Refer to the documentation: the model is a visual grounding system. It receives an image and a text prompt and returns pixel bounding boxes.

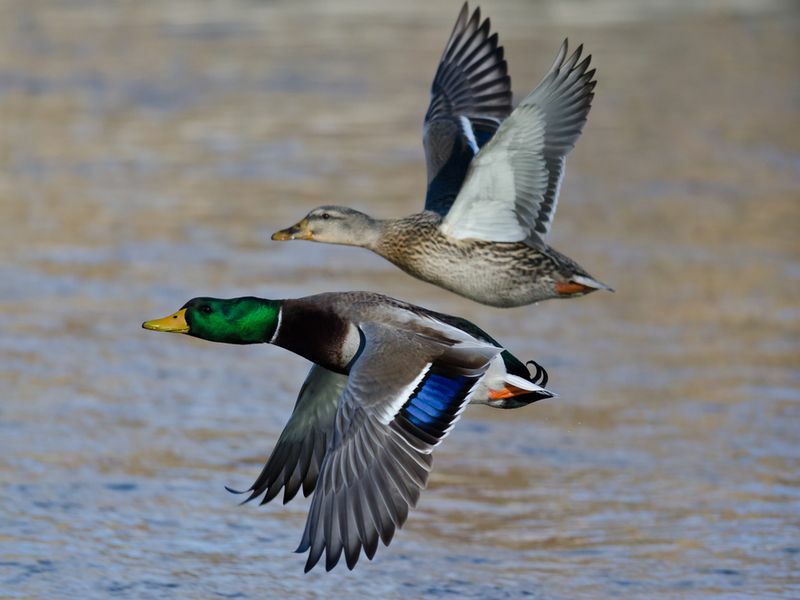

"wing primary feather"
[325,490,344,571]
[303,432,326,496]
[304,490,328,571]
[360,477,383,559]
[370,465,399,546]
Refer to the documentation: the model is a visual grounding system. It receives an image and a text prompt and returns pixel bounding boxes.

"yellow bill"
[142,308,189,333]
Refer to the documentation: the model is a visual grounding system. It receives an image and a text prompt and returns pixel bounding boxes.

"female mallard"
[272,5,610,307]
[143,291,553,571]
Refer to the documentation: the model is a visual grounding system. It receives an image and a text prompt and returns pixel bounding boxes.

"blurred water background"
[1,0,798,597]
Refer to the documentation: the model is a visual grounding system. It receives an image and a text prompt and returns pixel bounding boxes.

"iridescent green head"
[143,297,281,345]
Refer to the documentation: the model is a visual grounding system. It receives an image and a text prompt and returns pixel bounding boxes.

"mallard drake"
[143,291,553,571]
[272,4,611,307]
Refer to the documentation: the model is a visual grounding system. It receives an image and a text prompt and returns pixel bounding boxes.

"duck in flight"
[272,3,611,307]
[143,291,553,571]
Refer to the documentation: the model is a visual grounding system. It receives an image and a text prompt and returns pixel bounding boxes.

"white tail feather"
[572,274,614,292]
[505,373,554,396]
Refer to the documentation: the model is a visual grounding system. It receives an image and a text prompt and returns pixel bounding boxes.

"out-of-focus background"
[1,0,798,597]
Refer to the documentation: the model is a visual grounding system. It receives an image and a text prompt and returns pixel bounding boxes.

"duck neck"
[270,298,354,372]
[355,217,388,251]
[227,297,283,344]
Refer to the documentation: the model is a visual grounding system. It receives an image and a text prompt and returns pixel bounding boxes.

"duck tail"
[574,274,614,291]
[488,359,555,409]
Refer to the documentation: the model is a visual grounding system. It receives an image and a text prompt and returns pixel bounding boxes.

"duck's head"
[271,206,380,247]
[142,297,281,345]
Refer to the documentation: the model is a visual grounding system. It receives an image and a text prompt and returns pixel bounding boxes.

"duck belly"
[394,242,555,308]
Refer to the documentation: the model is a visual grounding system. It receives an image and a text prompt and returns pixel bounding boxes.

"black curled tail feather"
[525,360,549,388]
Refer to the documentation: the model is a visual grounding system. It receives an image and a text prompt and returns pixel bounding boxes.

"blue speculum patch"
[399,371,474,439]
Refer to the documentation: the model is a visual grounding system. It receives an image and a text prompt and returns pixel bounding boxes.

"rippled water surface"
[1,1,799,598]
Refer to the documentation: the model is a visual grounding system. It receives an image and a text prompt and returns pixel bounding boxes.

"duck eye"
[322,212,330,220]
[200,305,212,314]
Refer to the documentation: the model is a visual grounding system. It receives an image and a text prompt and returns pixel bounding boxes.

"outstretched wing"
[423,3,512,216]
[440,40,596,247]
[296,321,500,572]
[229,364,345,505]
